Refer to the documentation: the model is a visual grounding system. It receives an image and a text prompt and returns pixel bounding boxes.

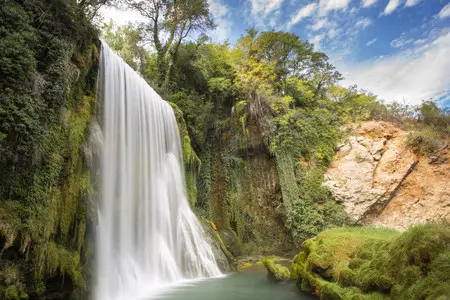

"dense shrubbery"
[291,224,450,299]
[103,18,450,249]
[2,1,448,297]
[0,0,99,298]
[406,128,442,156]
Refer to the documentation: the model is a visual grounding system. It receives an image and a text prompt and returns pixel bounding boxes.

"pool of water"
[152,267,316,300]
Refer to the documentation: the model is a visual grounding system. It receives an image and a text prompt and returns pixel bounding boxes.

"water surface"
[156,268,316,300]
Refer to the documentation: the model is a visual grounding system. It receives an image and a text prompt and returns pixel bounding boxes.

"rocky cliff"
[324,121,450,230]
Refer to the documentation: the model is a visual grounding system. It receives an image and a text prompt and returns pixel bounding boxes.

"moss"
[169,101,201,207]
[291,224,450,299]
[203,219,237,267]
[3,283,28,300]
[261,257,291,282]
[0,10,99,295]
[237,261,253,272]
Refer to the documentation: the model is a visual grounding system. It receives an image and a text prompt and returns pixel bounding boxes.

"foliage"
[406,127,442,156]
[0,0,99,297]
[291,223,450,299]
[169,102,201,206]
[416,101,450,133]
[261,257,291,282]
[330,86,388,122]
[269,108,341,163]
[120,0,215,88]
[102,21,149,72]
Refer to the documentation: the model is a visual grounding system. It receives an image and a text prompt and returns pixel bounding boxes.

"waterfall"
[95,42,221,300]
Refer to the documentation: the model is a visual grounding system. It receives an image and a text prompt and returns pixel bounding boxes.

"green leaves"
[102,21,148,72]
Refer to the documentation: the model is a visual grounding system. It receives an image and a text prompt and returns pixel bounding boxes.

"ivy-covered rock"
[0,0,99,298]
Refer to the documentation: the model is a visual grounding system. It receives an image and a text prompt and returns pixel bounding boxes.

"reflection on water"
[153,265,316,300]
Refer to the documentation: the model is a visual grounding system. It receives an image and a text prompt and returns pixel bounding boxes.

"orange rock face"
[324,121,450,230]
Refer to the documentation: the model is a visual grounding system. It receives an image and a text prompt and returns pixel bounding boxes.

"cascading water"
[96,42,221,300]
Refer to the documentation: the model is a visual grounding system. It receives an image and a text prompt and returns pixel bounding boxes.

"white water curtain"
[95,42,221,300]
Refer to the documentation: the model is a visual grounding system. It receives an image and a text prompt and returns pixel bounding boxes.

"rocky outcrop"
[202,220,236,272]
[324,121,450,230]
[261,257,291,282]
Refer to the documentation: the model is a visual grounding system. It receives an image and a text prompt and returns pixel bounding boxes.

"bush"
[292,223,450,299]
[0,0,99,297]
[405,128,442,155]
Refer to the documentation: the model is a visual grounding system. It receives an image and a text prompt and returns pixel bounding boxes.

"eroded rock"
[324,121,450,230]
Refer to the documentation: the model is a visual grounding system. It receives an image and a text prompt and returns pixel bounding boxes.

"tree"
[307,52,342,100]
[417,100,450,130]
[78,0,112,20]
[102,21,149,73]
[121,0,215,89]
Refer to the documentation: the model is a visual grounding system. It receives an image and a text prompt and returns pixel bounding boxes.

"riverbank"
[282,223,450,299]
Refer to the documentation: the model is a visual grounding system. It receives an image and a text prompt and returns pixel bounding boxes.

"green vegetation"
[169,102,201,207]
[1,0,449,297]
[291,224,450,299]
[103,1,449,252]
[406,127,442,156]
[404,101,449,156]
[261,257,291,282]
[0,0,99,298]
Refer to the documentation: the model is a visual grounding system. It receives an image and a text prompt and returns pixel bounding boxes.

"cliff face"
[324,121,450,230]
[206,122,294,256]
[0,1,99,298]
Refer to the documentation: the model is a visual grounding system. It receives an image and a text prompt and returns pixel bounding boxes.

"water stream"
[95,42,221,300]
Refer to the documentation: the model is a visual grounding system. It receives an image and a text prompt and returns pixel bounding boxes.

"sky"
[101,0,450,108]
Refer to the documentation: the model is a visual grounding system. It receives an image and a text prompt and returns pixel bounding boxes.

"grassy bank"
[290,224,450,299]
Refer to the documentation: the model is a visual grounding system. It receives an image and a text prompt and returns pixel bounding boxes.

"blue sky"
[102,0,450,107]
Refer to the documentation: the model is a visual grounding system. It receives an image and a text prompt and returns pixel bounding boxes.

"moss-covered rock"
[0,1,99,297]
[291,224,450,299]
[262,257,291,282]
[169,101,201,208]
[201,219,236,272]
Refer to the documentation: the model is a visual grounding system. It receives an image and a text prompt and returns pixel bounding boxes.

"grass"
[291,223,450,299]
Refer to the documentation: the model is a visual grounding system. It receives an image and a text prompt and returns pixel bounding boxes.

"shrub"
[292,223,450,299]
[405,127,441,155]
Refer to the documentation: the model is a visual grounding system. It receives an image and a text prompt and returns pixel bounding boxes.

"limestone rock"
[324,121,450,230]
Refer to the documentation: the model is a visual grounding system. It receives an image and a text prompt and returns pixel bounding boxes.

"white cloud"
[328,28,340,38]
[413,39,427,45]
[438,3,450,20]
[362,0,377,8]
[311,33,325,49]
[366,38,377,46]
[390,34,414,48]
[350,7,359,14]
[208,0,229,19]
[208,0,232,42]
[355,17,373,30]
[312,18,327,31]
[339,32,450,105]
[288,3,317,29]
[383,0,401,15]
[319,0,351,15]
[405,0,421,7]
[100,6,146,26]
[252,0,284,17]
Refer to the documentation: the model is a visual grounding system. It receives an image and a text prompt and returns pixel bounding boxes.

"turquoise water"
[155,268,316,300]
